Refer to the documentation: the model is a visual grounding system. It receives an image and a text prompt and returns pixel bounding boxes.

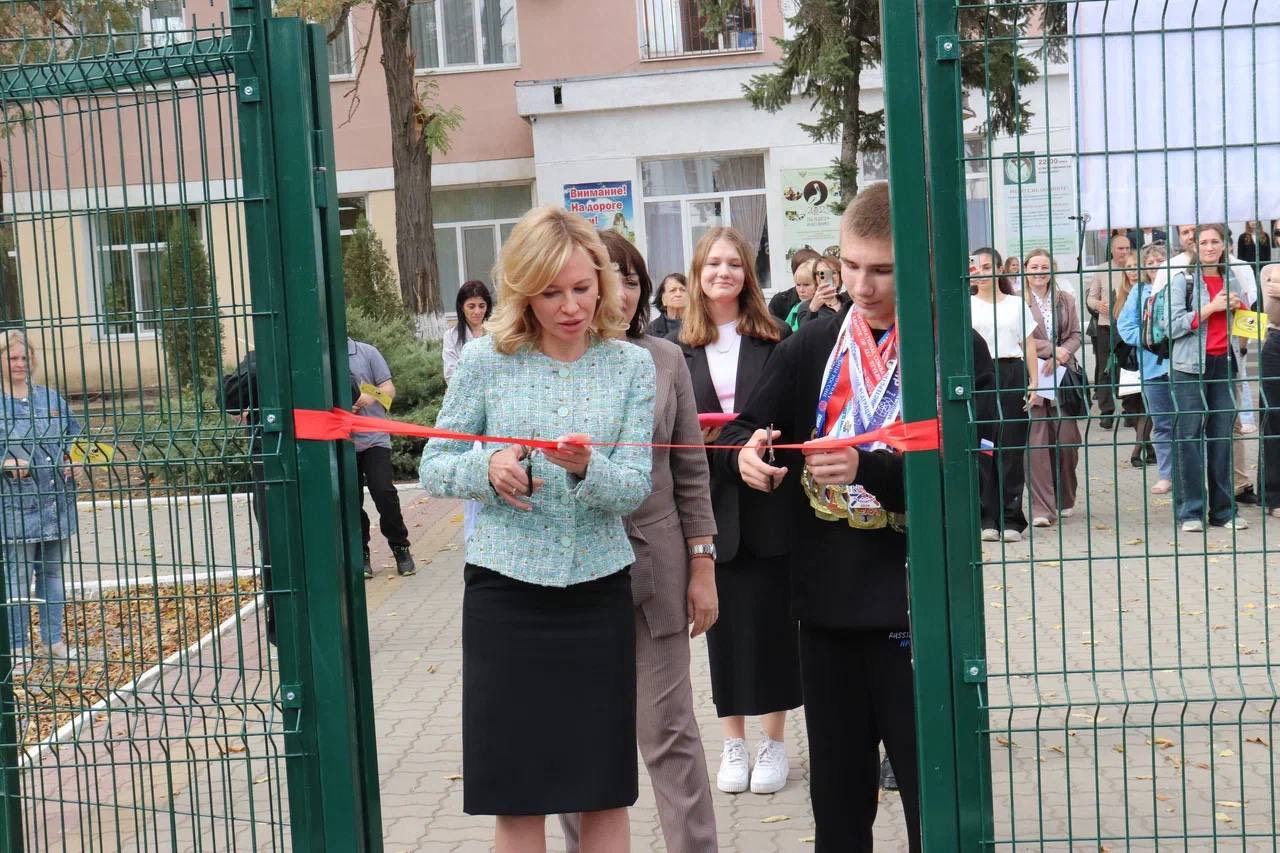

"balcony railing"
[640,0,761,60]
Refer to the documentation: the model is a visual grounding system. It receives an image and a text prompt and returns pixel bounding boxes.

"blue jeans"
[1172,357,1237,524]
[1143,375,1175,482]
[3,539,68,649]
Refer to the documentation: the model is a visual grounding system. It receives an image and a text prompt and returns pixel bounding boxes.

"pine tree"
[157,214,223,392]
[702,0,1062,205]
[342,216,408,323]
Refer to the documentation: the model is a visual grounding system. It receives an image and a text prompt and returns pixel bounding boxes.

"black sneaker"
[362,551,374,580]
[880,756,898,791]
[1099,417,1115,430]
[1236,486,1260,506]
[393,546,417,577]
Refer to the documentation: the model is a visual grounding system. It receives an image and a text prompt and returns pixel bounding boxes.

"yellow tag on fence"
[359,382,393,411]
[1232,310,1267,341]
[69,440,115,465]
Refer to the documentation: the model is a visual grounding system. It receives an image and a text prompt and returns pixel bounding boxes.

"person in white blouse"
[442,280,493,383]
[443,280,493,541]
[970,247,1038,542]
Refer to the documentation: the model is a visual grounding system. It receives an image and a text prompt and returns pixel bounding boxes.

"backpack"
[1140,274,1195,362]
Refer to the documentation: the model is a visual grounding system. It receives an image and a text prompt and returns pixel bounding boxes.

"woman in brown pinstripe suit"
[561,230,720,852]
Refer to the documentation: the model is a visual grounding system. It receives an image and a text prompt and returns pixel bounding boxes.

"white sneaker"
[1059,507,1075,518]
[1181,519,1204,533]
[1032,517,1051,528]
[48,642,79,661]
[717,738,749,793]
[750,737,789,794]
[1215,517,1249,531]
[981,528,1000,542]
[1001,529,1022,542]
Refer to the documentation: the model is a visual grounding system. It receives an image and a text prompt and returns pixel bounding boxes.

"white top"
[971,294,1038,360]
[442,323,481,382]
[706,321,742,413]
[1150,250,1256,304]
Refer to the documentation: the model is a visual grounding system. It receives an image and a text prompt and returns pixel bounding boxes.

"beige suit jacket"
[627,336,717,639]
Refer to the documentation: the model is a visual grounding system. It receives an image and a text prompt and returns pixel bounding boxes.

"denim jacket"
[1115,280,1169,380]
[1,384,81,543]
[1166,267,1249,376]
[419,335,655,587]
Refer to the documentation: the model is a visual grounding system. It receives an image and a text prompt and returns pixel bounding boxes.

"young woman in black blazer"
[673,226,802,796]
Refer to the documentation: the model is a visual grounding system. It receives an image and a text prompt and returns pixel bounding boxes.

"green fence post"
[230,3,377,849]
[882,0,994,849]
[304,22,384,851]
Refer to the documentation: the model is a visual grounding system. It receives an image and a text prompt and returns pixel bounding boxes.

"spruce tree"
[157,214,223,392]
[342,216,408,323]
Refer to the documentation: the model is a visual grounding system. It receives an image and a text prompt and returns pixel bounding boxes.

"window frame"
[89,208,204,342]
[638,152,769,283]
[411,0,521,76]
[141,0,188,48]
[434,215,522,313]
[327,17,358,81]
[636,0,765,62]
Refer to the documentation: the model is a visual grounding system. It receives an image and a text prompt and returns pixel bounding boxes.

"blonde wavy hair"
[0,329,38,389]
[487,206,629,354]
[679,227,779,347]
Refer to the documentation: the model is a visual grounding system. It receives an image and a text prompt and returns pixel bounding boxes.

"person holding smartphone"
[792,256,850,327]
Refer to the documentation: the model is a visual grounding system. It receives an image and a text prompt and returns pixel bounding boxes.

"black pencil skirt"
[461,563,638,816]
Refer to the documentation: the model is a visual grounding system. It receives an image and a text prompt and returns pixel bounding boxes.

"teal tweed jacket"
[419,335,655,587]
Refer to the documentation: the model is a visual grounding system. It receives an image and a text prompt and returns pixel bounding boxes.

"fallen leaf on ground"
[1217,801,1242,809]
[445,773,463,781]
[760,815,789,824]
[1215,812,1233,823]
[1247,737,1270,748]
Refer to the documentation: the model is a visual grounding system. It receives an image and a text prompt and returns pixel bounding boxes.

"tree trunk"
[377,0,444,330]
[841,8,862,205]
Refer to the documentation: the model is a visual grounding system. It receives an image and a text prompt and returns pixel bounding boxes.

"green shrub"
[342,216,407,324]
[157,214,224,394]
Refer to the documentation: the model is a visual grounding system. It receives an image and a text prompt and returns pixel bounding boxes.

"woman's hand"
[543,433,591,478]
[1228,293,1245,311]
[686,559,718,638]
[700,426,724,444]
[1054,345,1071,366]
[1041,358,1057,376]
[2,457,29,478]
[1202,289,1229,320]
[802,441,860,487]
[738,429,787,492]
[1027,392,1045,409]
[487,446,543,511]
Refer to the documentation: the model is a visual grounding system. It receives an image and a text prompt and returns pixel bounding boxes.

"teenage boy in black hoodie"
[718,182,993,851]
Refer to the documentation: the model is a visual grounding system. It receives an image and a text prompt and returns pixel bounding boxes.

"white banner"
[1071,0,1280,228]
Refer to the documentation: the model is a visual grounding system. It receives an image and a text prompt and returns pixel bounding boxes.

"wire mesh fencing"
[890,1,1280,849]
[0,9,300,850]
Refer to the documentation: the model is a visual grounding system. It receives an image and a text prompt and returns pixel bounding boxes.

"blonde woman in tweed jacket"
[420,207,654,853]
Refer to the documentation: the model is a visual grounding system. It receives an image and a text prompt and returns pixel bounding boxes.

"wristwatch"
[688,543,717,561]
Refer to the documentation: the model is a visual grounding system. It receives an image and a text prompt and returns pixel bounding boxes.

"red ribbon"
[293,408,940,454]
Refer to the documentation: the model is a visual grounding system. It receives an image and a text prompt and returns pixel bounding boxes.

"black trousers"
[800,624,921,853]
[979,358,1030,532]
[357,446,409,551]
[1260,330,1280,508]
[1092,325,1116,416]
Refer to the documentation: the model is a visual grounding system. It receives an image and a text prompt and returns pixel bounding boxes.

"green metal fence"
[0,3,379,849]
[891,0,1280,848]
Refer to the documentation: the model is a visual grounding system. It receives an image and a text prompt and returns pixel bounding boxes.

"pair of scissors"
[764,424,777,493]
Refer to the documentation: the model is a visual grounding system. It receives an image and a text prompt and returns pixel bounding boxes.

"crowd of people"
[970,222,1280,540]
[419,184,918,852]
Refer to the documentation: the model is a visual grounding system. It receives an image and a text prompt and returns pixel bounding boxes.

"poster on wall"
[780,168,842,267]
[564,181,636,243]
[1002,152,1077,259]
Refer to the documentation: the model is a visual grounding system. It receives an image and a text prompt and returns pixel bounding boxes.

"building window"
[142,0,187,47]
[640,0,761,60]
[328,18,355,77]
[0,223,21,325]
[410,0,518,72]
[859,149,888,183]
[640,153,770,290]
[93,208,200,336]
[432,184,531,309]
[338,195,368,254]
